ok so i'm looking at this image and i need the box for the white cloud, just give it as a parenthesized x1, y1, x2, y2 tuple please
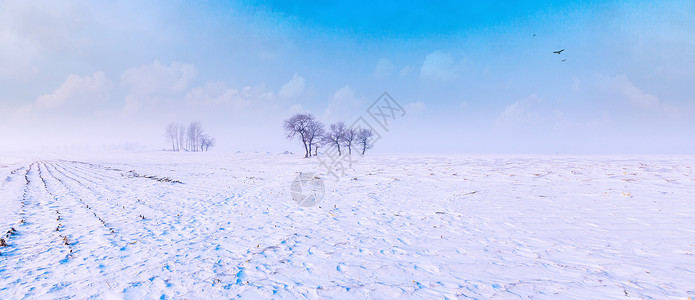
(185, 82, 278, 112)
(373, 58, 394, 79)
(185, 82, 240, 107)
(607, 75, 688, 120)
(0, 1, 85, 78)
(404, 100, 426, 114)
(495, 94, 542, 127)
(289, 103, 307, 115)
(238, 85, 276, 105)
(501, 102, 531, 121)
(176, 73, 307, 115)
(278, 73, 305, 99)
(324, 85, 364, 121)
(400, 65, 415, 77)
(121, 60, 197, 96)
(608, 74, 659, 108)
(35, 71, 113, 109)
(420, 50, 461, 80)
(120, 60, 197, 113)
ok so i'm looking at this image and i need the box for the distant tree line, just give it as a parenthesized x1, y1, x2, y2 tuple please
(284, 113, 374, 158)
(165, 121, 215, 152)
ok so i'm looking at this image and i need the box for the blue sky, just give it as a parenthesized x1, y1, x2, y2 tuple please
(1, 0, 693, 153)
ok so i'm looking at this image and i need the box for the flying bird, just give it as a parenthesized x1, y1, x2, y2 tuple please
(533, 34, 536, 37)
(561, 59, 566, 62)
(553, 49, 565, 54)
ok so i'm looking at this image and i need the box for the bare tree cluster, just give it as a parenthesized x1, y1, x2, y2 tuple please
(283, 113, 374, 158)
(166, 121, 215, 152)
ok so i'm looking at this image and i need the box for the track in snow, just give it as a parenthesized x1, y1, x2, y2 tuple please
(0, 154, 694, 298)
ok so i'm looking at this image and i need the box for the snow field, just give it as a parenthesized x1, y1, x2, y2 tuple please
(0, 153, 694, 298)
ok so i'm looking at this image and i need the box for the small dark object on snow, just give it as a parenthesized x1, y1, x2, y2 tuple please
(0, 238, 7, 247)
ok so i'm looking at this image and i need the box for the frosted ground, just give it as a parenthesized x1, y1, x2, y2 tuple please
(0, 152, 694, 299)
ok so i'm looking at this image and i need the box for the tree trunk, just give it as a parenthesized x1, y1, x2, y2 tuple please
(302, 140, 309, 158)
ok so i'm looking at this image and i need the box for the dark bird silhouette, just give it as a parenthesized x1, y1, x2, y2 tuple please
(533, 34, 536, 37)
(561, 59, 566, 62)
(553, 49, 565, 54)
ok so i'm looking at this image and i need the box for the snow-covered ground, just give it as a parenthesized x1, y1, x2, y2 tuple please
(0, 152, 694, 299)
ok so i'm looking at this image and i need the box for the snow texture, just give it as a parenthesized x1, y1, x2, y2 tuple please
(1, 152, 694, 299)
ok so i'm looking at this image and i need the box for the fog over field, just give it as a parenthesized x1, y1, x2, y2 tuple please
(1, 0, 694, 299)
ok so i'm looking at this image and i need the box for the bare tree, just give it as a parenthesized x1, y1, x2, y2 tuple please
(165, 122, 186, 151)
(208, 136, 216, 151)
(283, 113, 314, 158)
(201, 134, 215, 151)
(187, 121, 203, 152)
(166, 122, 178, 151)
(165, 121, 214, 152)
(177, 123, 186, 151)
(305, 120, 324, 157)
(312, 125, 328, 156)
(323, 122, 346, 156)
(343, 127, 357, 155)
(356, 128, 374, 155)
(313, 141, 321, 156)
